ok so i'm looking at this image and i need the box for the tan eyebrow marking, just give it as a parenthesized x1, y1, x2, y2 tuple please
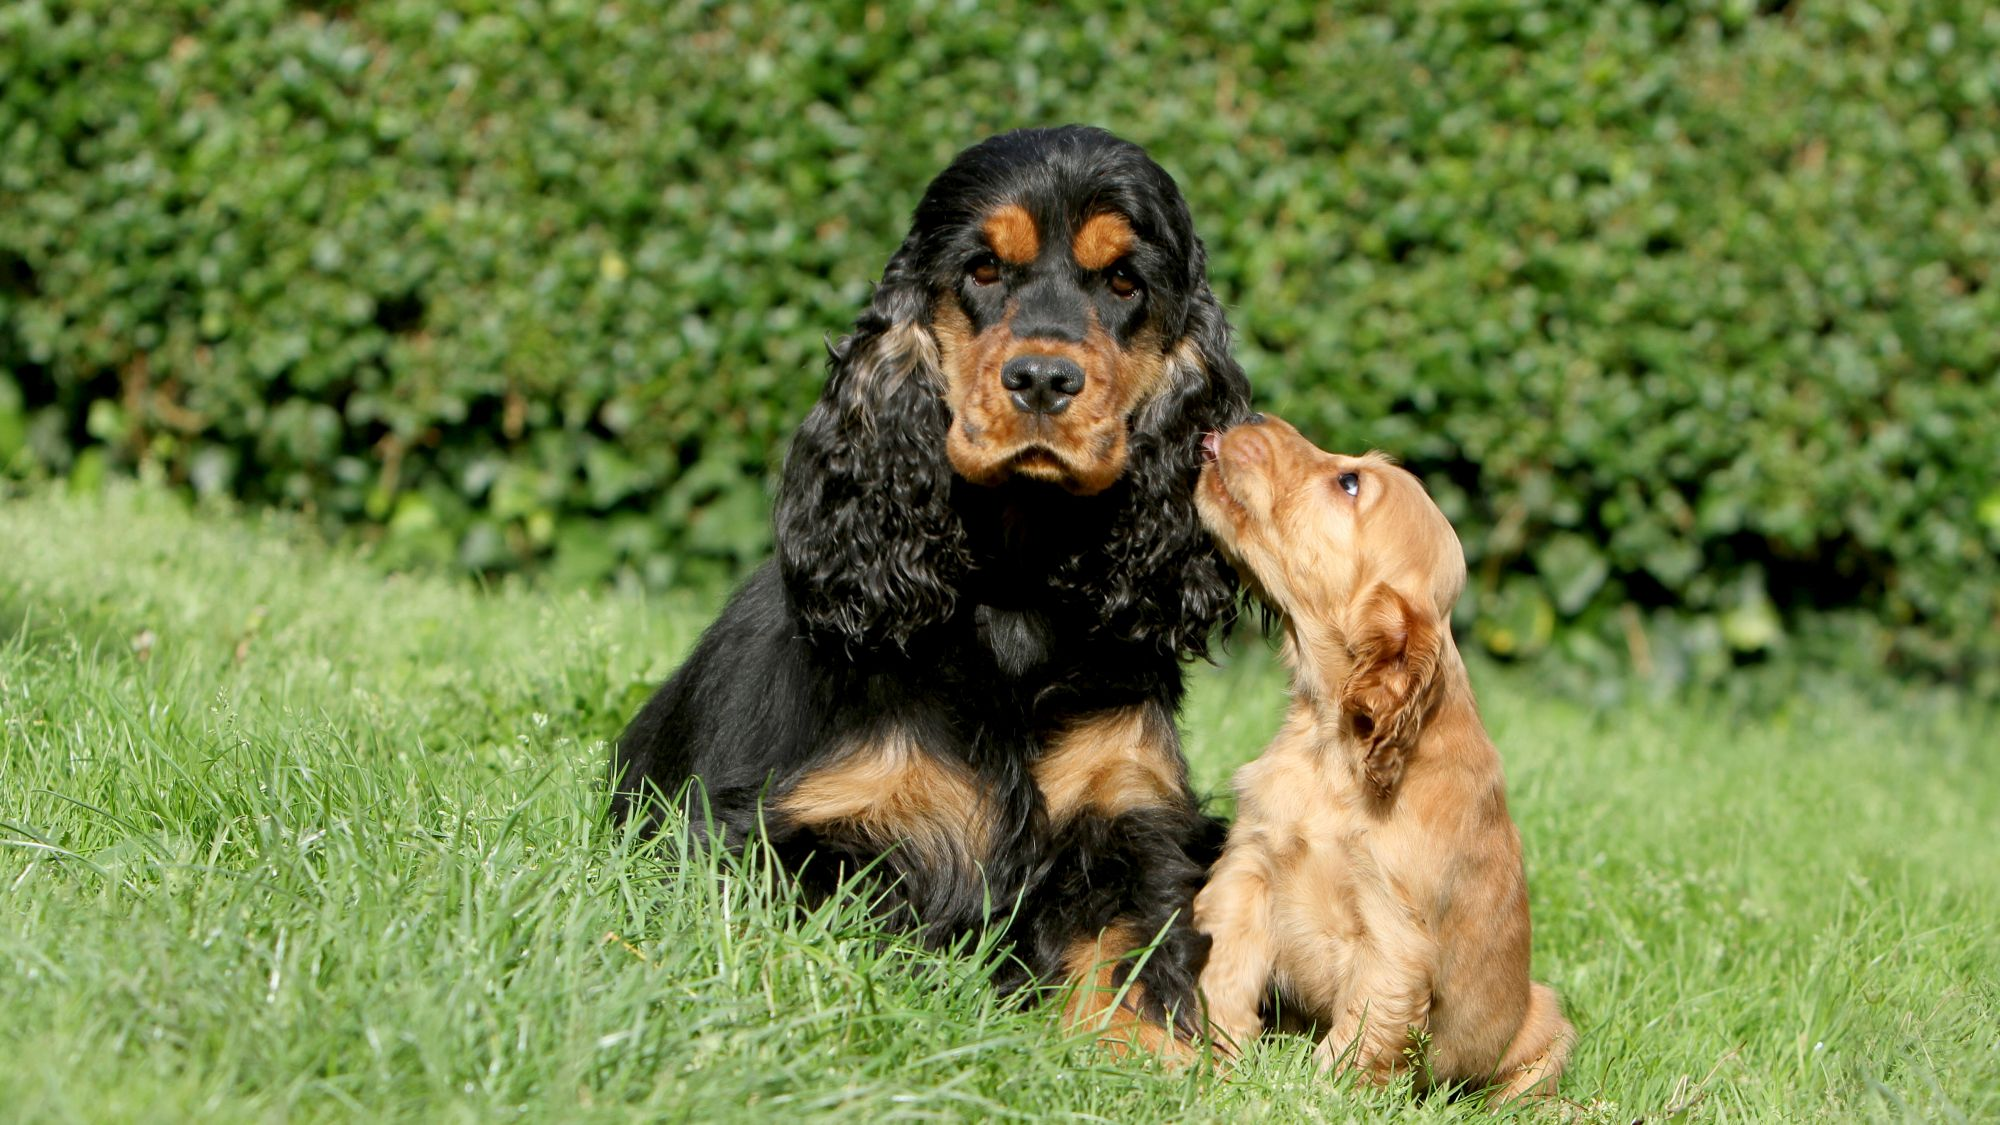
(1072, 212, 1136, 271)
(982, 203, 1040, 265)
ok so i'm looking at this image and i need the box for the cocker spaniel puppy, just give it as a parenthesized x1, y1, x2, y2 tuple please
(1191, 415, 1574, 1099)
(613, 126, 1252, 1051)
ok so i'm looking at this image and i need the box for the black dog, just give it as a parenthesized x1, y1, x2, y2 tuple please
(613, 126, 1251, 1050)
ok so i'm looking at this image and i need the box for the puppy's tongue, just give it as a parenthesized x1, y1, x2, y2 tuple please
(1200, 432, 1221, 463)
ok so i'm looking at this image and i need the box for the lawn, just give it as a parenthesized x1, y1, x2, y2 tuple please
(2, 485, 1995, 1122)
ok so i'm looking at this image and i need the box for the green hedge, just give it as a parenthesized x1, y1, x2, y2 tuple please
(4, 0, 1998, 687)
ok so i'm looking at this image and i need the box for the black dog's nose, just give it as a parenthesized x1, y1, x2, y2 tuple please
(1001, 355, 1086, 415)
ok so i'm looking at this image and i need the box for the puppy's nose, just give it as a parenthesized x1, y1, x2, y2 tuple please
(1001, 355, 1086, 415)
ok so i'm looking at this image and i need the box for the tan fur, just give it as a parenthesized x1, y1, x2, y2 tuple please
(1061, 924, 1198, 1064)
(982, 203, 1040, 264)
(1192, 416, 1573, 1102)
(932, 288, 1173, 497)
(1034, 706, 1198, 1064)
(776, 732, 995, 875)
(1033, 704, 1190, 823)
(1072, 211, 1136, 270)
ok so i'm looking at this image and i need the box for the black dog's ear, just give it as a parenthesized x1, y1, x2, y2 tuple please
(1065, 262, 1253, 659)
(774, 237, 971, 652)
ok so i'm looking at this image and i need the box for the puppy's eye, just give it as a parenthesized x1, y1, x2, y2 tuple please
(968, 254, 1001, 286)
(1107, 263, 1141, 298)
(1338, 471, 1360, 497)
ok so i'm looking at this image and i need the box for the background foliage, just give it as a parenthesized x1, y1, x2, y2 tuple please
(3, 0, 1997, 688)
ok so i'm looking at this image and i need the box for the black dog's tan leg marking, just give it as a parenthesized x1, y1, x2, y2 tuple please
(1038, 706, 1203, 1062)
(776, 734, 994, 871)
(1061, 924, 1198, 1064)
(1032, 703, 1190, 823)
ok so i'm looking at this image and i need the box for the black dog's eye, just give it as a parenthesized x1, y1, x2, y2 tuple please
(1107, 263, 1141, 298)
(1338, 471, 1360, 497)
(968, 254, 1001, 286)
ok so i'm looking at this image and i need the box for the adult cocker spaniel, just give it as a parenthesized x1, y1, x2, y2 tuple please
(612, 126, 1252, 1051)
(1191, 415, 1573, 1100)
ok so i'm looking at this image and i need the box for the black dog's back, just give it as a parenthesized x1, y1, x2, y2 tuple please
(611, 563, 813, 835)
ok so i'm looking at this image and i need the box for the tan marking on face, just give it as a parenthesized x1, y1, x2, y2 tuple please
(1061, 924, 1197, 1063)
(933, 297, 975, 378)
(1033, 704, 1189, 823)
(934, 294, 1180, 495)
(982, 203, 1040, 264)
(1072, 212, 1136, 271)
(775, 733, 994, 871)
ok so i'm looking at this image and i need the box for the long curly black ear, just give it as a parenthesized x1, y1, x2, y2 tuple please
(774, 238, 971, 652)
(1072, 268, 1253, 659)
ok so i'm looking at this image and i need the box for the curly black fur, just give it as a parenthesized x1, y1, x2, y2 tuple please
(613, 126, 1253, 1037)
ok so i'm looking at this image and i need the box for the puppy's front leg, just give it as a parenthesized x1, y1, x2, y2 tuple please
(1314, 956, 1431, 1084)
(1193, 846, 1275, 1058)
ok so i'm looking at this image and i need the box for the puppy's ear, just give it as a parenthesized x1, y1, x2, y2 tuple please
(774, 235, 971, 652)
(1339, 584, 1444, 798)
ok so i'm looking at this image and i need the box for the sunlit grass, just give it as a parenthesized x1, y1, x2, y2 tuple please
(2, 485, 1994, 1122)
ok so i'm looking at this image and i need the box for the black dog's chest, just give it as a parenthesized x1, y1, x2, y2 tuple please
(975, 604, 1055, 679)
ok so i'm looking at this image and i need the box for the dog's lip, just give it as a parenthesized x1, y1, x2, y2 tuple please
(998, 444, 1107, 493)
(1010, 447, 1066, 472)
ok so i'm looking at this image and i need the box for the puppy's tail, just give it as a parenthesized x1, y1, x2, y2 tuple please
(1488, 981, 1574, 1102)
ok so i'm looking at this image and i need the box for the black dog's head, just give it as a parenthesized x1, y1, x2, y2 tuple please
(776, 126, 1252, 655)
(917, 129, 1218, 496)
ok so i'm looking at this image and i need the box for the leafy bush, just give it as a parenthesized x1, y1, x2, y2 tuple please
(3, 0, 1996, 687)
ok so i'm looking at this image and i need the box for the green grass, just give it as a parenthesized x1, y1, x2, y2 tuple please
(2, 485, 1995, 1123)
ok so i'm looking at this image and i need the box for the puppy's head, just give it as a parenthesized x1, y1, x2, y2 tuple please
(1196, 415, 1464, 625)
(1197, 415, 1464, 794)
(910, 126, 1213, 495)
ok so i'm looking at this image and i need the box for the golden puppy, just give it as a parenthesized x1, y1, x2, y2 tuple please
(1192, 415, 1573, 1101)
